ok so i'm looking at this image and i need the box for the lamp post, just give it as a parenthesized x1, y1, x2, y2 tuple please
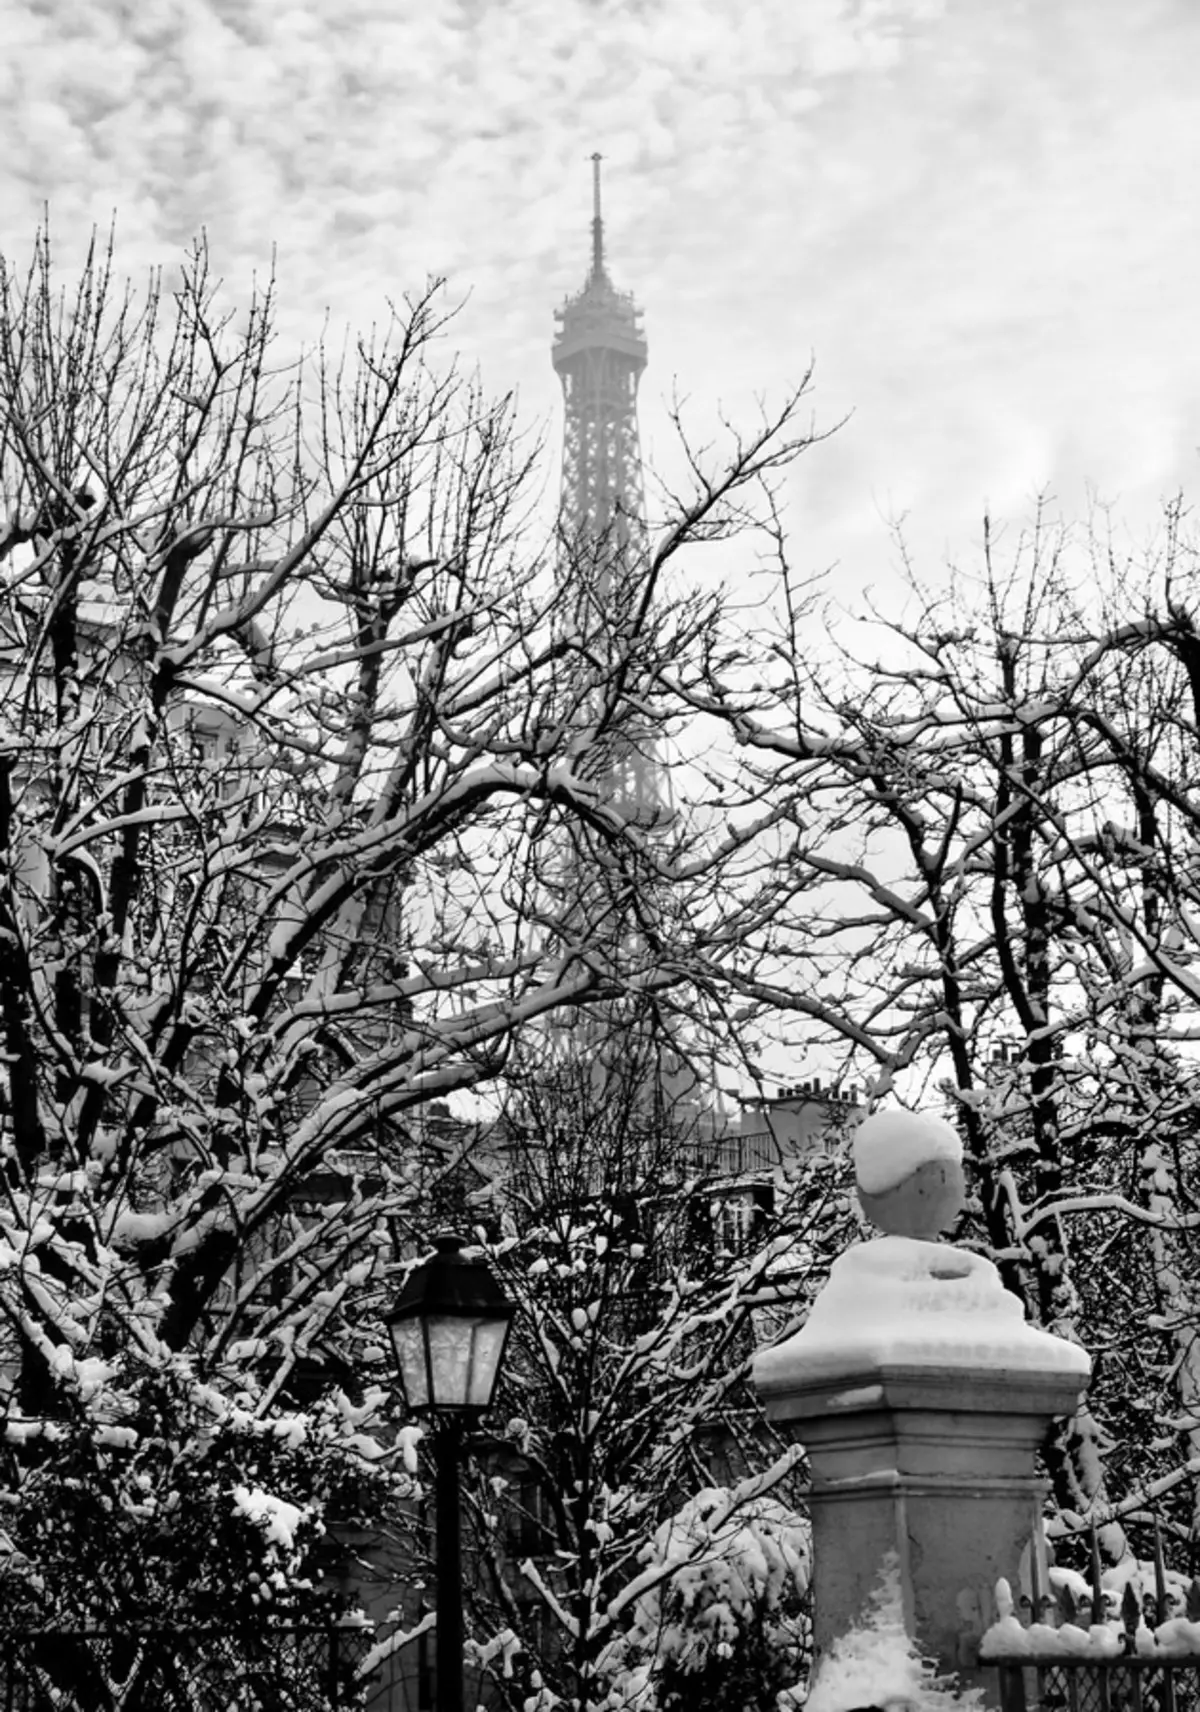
(385, 1233, 516, 1712)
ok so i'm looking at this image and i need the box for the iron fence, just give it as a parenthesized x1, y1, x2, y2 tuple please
(987, 1518, 1200, 1712)
(0, 1623, 374, 1712)
(996, 1658, 1200, 1712)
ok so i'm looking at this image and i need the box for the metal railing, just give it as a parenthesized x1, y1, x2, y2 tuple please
(988, 1520, 1200, 1712)
(997, 1657, 1200, 1712)
(0, 1623, 373, 1712)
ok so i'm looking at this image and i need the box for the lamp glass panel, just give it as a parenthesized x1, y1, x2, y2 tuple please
(424, 1312, 476, 1410)
(388, 1317, 430, 1410)
(424, 1313, 508, 1411)
(465, 1319, 510, 1410)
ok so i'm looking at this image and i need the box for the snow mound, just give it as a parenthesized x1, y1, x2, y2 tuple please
(754, 1236, 1092, 1386)
(854, 1110, 962, 1195)
(803, 1553, 983, 1712)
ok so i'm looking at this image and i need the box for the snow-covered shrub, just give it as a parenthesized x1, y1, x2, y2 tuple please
(597, 1489, 811, 1712)
(0, 1360, 405, 1628)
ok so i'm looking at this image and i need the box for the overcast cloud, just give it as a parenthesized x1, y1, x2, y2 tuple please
(2, 0, 1197, 595)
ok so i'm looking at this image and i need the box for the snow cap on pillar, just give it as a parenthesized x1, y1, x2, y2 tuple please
(755, 1107, 1090, 1395)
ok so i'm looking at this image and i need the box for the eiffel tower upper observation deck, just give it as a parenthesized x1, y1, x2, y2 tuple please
(552, 153, 648, 569)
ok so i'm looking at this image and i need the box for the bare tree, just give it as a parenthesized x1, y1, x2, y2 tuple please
(413, 1018, 845, 1712)
(0, 229, 826, 1612)
(674, 500, 1200, 1557)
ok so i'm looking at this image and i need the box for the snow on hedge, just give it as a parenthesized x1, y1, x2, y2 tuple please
(232, 1484, 312, 1555)
(595, 1489, 811, 1709)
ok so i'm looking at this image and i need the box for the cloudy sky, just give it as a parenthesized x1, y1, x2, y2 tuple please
(3, 0, 1198, 600)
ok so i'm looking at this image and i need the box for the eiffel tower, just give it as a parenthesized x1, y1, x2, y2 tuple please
(541, 157, 705, 1125)
(551, 153, 666, 830)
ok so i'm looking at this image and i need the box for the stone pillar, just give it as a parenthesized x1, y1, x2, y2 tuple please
(756, 1360, 1084, 1695)
(753, 1111, 1090, 1702)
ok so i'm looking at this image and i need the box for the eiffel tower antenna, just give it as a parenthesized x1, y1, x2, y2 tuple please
(591, 150, 605, 277)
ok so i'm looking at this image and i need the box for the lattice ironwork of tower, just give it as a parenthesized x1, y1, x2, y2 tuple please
(553, 153, 648, 579)
(541, 161, 703, 1126)
(551, 155, 665, 830)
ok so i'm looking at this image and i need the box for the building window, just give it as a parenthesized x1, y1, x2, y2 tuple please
(712, 1184, 774, 1257)
(715, 1192, 755, 1256)
(507, 1472, 554, 1559)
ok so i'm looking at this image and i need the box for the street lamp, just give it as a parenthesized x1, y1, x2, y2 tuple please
(385, 1233, 516, 1712)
